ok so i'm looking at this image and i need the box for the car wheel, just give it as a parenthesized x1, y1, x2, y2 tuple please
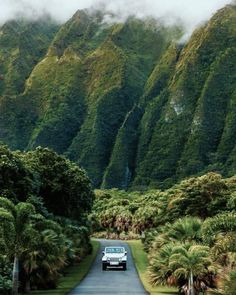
(123, 263, 127, 271)
(102, 264, 107, 271)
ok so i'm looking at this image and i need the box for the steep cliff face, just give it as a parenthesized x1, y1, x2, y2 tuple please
(0, 18, 58, 96)
(16, 11, 171, 187)
(0, 5, 235, 189)
(133, 5, 236, 188)
(0, 18, 59, 149)
(65, 17, 171, 187)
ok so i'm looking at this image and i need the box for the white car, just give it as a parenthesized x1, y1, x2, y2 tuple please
(102, 246, 127, 271)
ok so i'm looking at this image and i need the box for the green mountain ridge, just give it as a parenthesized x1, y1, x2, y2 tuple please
(0, 5, 235, 189)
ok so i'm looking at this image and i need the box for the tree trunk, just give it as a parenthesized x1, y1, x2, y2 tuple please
(12, 255, 19, 295)
(190, 270, 194, 295)
(188, 276, 191, 295)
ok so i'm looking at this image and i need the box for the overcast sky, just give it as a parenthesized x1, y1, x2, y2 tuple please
(0, 0, 233, 36)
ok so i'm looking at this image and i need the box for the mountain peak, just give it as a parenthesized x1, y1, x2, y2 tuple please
(0, 5, 235, 189)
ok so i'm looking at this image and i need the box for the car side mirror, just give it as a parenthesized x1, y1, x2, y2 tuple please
(102, 251, 105, 255)
(124, 251, 127, 255)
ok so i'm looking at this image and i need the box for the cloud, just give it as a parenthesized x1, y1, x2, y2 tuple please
(102, 0, 234, 40)
(0, 0, 91, 24)
(0, 0, 233, 37)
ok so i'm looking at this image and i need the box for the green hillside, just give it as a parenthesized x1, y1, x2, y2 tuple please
(0, 5, 235, 189)
(0, 17, 59, 149)
(0, 17, 58, 96)
(134, 5, 236, 188)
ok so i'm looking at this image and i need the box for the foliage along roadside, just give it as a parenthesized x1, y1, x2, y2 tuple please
(26, 240, 100, 295)
(128, 240, 177, 295)
(0, 143, 94, 294)
(91, 173, 236, 294)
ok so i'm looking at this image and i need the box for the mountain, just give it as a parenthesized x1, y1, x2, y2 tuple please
(0, 5, 235, 189)
(0, 17, 59, 148)
(133, 5, 236, 188)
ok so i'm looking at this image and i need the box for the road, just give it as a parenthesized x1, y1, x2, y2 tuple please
(69, 239, 148, 295)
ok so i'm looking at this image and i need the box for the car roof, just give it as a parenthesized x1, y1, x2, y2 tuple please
(105, 246, 125, 250)
(105, 246, 125, 248)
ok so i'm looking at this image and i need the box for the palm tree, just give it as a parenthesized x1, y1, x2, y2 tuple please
(29, 229, 67, 289)
(0, 197, 36, 295)
(212, 232, 236, 258)
(169, 243, 214, 295)
(151, 217, 203, 253)
(21, 218, 69, 292)
(132, 206, 159, 234)
(168, 217, 203, 243)
(100, 206, 123, 237)
(148, 242, 176, 286)
(115, 210, 132, 235)
(202, 212, 236, 245)
(202, 212, 236, 294)
(210, 233, 236, 295)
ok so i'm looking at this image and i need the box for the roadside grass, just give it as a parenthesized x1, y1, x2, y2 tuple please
(127, 240, 178, 295)
(28, 240, 100, 295)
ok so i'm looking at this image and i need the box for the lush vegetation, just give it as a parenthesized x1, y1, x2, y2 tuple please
(91, 172, 236, 294)
(128, 240, 177, 295)
(28, 240, 100, 295)
(0, 144, 94, 295)
(0, 18, 58, 97)
(0, 4, 235, 295)
(0, 5, 235, 189)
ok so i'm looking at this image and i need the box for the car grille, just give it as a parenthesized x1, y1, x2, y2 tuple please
(110, 257, 120, 262)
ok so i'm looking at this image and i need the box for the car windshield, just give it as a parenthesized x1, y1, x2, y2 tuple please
(105, 247, 124, 253)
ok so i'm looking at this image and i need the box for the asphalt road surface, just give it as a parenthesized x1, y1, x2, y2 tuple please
(69, 239, 148, 295)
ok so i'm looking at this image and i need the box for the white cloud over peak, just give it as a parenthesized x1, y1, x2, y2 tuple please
(0, 0, 233, 37)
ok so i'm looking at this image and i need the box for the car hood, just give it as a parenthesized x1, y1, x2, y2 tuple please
(105, 253, 126, 258)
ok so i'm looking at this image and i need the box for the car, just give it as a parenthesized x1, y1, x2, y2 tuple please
(102, 246, 127, 271)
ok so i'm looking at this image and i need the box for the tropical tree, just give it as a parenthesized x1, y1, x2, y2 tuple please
(169, 244, 214, 295)
(22, 147, 94, 220)
(167, 217, 203, 243)
(20, 216, 69, 292)
(202, 213, 236, 295)
(132, 206, 160, 234)
(26, 229, 67, 290)
(148, 242, 176, 286)
(202, 212, 236, 244)
(0, 145, 94, 294)
(115, 210, 133, 235)
(148, 217, 216, 294)
(0, 145, 33, 202)
(168, 173, 228, 219)
(150, 217, 203, 254)
(0, 197, 36, 295)
(0, 255, 12, 295)
(99, 206, 124, 237)
(211, 233, 236, 258)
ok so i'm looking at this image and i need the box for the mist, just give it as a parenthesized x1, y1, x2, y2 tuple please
(0, 0, 233, 37)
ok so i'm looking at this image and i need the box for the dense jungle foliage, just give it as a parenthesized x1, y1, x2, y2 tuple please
(91, 173, 236, 294)
(0, 5, 235, 189)
(0, 3, 235, 295)
(0, 144, 94, 294)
